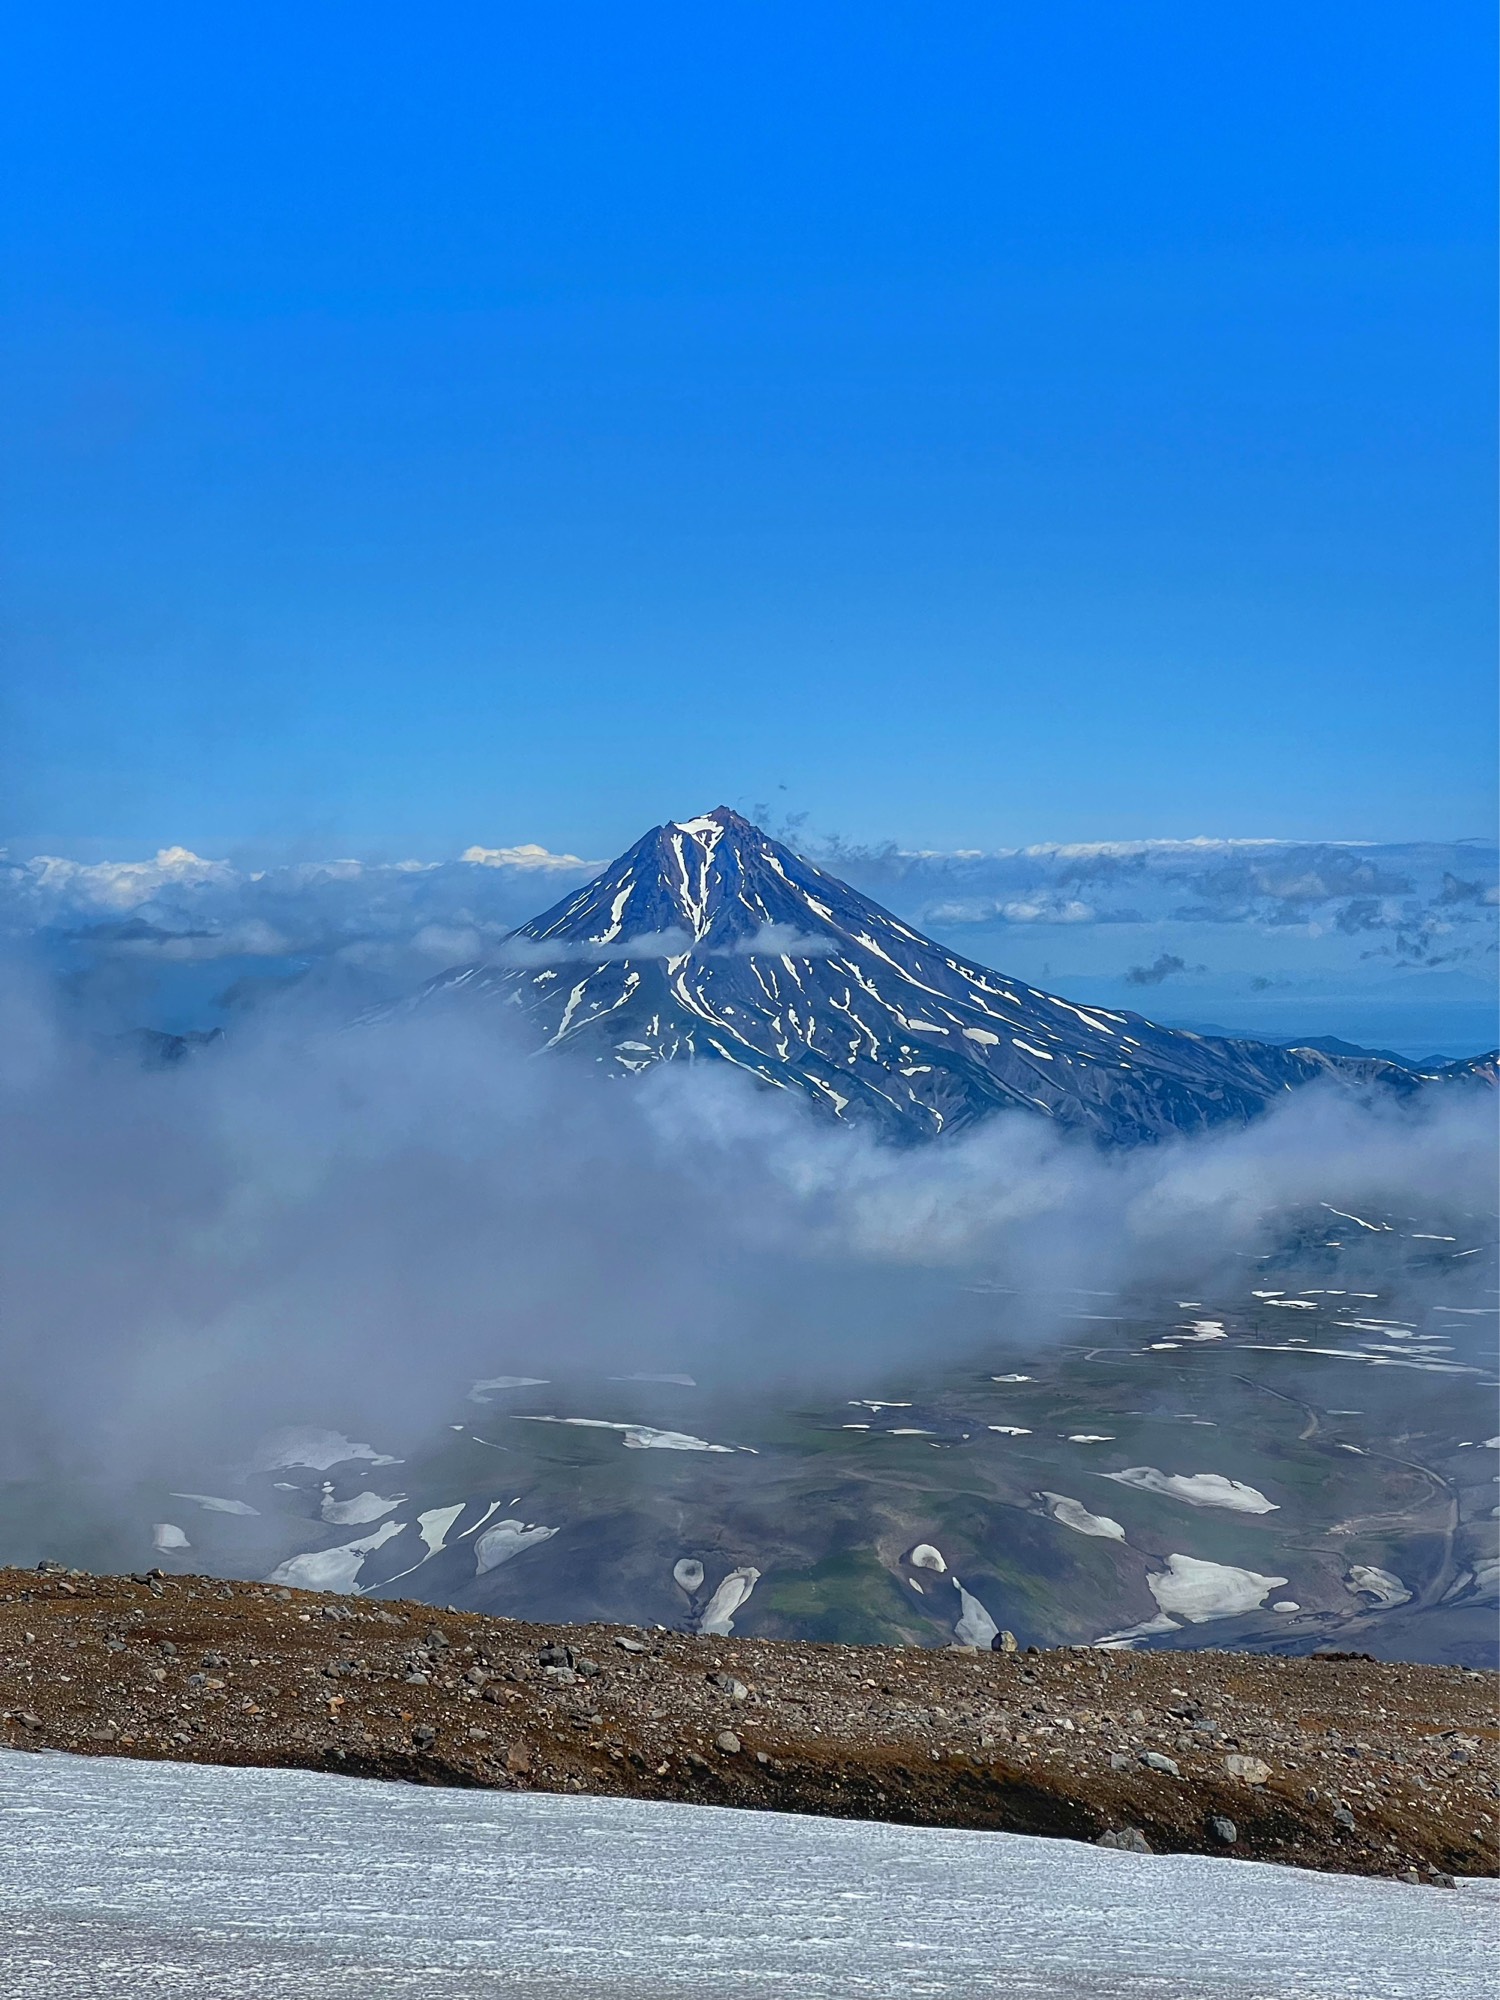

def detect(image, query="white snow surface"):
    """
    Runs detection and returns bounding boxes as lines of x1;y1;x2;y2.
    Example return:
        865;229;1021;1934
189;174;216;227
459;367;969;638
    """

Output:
696;1564;760;1636
951;1577;1000;1648
1039;1492;1126;1541
250;1427;402;1471
513;1416;741;1452
473;1519;558;1575
1102;1468;1279;1515
150;1523;189;1552
467;1376;549;1402
1345;1564;1413;1609
319;1488;403;1526
170;1493;260;1517
1147;1554;1289;1623
0;1751;1491;1999
263;1520;405;1594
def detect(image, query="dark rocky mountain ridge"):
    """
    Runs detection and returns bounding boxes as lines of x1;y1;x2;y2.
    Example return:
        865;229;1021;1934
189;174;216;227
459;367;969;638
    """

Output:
413;809;1492;1143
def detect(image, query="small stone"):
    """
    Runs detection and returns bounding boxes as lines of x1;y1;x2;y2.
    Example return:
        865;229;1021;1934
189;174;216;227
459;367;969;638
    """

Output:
574;1658;601;1680
1398;1869;1422;1885
410;1723;436;1751
708;1673;749;1702
1207;1816;1237;1845
1139;1751;1180;1778
1224;1754;1272;1785
404;1671;430;1685
990;1630;1018;1653
425;1630;451;1651
1333;1805;1356;1832
1109;1752;1130;1772
1096;1826;1152;1854
537;1643;574;1668
464;1666;490;1687
505;1744;531;1774
715;1730;742;1755
614;1636;647;1654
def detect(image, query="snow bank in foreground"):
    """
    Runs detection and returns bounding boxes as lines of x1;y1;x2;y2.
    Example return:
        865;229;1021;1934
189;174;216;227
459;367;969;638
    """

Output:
0;1751;1490;1999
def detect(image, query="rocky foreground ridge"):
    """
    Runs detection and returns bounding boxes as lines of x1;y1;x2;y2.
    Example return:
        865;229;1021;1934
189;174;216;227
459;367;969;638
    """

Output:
2;1566;1493;1883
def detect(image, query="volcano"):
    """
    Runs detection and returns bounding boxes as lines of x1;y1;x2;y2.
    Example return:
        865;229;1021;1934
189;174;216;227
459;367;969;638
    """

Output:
414;809;1483;1142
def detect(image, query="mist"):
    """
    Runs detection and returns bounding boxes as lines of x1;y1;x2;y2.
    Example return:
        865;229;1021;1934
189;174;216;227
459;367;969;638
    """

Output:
0;945;1493;1535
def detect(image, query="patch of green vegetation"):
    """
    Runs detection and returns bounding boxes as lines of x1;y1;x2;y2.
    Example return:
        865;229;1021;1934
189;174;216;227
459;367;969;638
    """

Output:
757;1548;926;1647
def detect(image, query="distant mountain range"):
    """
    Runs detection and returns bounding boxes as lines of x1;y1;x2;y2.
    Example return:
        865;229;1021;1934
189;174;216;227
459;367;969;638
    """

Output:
412;810;1495;1144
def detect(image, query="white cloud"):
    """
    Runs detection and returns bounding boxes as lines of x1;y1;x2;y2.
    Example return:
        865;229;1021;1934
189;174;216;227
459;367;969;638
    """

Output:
461;844;597;871
25;848;236;911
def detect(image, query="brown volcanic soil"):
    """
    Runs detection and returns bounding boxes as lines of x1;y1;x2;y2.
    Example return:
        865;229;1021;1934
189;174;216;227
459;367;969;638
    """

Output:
2;1566;1494;1883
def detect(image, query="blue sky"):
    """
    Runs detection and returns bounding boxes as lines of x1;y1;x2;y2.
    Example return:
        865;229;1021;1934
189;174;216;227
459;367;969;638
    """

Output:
2;4;1493;862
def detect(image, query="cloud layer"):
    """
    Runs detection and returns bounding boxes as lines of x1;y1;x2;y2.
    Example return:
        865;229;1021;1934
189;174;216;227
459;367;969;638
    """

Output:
0;950;1490;1534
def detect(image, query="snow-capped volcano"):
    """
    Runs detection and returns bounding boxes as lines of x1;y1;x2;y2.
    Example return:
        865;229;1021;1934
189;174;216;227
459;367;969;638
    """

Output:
417;809;1482;1142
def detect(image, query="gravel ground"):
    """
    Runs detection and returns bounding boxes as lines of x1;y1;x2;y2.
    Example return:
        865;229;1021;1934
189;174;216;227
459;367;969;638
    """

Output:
1;1566;1494;1882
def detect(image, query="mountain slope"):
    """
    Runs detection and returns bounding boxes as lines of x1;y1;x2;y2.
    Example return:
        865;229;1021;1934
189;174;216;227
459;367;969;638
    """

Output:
416;810;1485;1143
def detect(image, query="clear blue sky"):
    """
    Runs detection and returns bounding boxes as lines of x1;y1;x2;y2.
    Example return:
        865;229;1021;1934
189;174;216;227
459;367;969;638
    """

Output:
2;4;1493;862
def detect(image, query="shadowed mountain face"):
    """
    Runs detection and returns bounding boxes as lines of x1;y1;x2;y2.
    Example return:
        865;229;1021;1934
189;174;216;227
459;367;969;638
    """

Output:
418;810;1488;1143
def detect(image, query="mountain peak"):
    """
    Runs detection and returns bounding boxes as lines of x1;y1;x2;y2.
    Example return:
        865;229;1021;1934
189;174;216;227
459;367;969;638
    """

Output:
415;815;1480;1143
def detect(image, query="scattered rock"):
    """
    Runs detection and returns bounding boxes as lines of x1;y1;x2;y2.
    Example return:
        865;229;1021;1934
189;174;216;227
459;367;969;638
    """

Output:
504;1744;531;1775
1096;1826;1152;1853
1207;1816;1237;1845
990;1630;1018;1654
1138;1751;1180;1777
410;1723;436;1751
1224;1754;1272;1785
614;1637;647;1654
708;1673;749;1702
1333;1805;1356;1833
537;1643;573;1669
715;1730;742;1755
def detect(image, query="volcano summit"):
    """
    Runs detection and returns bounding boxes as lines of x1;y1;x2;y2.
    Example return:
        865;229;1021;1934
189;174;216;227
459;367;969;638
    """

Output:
416;809;1483;1143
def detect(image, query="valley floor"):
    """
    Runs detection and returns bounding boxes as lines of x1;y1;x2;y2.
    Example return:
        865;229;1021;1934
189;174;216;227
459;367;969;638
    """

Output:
1;1567;1494;1888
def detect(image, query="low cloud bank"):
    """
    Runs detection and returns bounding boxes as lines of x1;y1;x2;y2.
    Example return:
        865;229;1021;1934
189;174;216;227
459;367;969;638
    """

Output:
0;950;1491;1516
